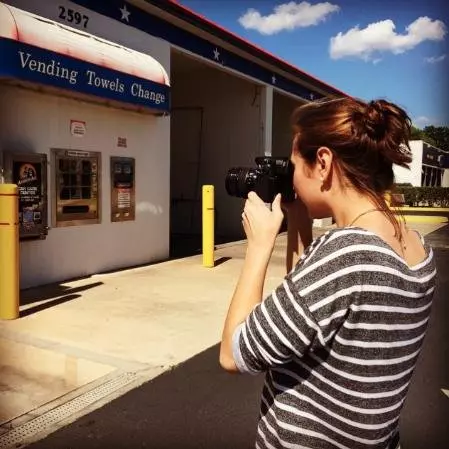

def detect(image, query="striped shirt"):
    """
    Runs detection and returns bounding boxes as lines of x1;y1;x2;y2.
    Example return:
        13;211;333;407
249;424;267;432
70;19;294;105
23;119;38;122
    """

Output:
232;227;436;449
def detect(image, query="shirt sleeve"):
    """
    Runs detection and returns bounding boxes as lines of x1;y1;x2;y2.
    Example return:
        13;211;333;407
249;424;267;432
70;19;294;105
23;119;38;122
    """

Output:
232;275;323;374
232;229;364;374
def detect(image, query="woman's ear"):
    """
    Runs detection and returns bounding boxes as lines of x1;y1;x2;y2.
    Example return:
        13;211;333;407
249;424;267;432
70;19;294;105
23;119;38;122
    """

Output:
316;147;333;182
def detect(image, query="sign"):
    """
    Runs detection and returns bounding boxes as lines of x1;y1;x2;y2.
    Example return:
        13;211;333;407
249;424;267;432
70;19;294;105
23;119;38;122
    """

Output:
70;120;86;137
0;38;170;113
110;156;135;222
5;153;49;240
117;137;127;148
70;0;327;101
67;150;91;158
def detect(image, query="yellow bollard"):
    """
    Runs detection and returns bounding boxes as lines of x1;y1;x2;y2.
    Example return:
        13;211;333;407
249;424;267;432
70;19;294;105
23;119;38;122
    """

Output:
202;185;215;267
0;184;20;320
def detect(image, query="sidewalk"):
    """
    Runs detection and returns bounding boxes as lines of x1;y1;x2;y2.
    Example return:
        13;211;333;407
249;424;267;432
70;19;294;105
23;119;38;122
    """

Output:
0;222;447;448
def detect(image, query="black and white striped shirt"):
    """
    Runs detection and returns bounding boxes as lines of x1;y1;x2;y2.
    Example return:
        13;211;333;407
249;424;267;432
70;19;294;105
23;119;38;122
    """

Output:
232;227;436;449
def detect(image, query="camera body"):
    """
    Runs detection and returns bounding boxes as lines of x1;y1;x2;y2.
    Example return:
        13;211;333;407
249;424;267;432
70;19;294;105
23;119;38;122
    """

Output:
225;156;295;203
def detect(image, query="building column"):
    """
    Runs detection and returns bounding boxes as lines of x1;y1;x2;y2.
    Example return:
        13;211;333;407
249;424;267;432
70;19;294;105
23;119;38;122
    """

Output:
260;85;273;156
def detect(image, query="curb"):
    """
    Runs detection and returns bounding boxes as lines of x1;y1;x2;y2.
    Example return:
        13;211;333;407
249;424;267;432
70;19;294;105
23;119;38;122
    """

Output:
0;366;165;449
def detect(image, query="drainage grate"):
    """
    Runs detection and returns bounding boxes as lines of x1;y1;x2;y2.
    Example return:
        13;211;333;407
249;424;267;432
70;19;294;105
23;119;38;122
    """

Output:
0;371;138;449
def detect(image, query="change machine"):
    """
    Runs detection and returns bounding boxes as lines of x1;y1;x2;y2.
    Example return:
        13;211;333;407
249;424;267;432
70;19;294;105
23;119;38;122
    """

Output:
110;156;135;222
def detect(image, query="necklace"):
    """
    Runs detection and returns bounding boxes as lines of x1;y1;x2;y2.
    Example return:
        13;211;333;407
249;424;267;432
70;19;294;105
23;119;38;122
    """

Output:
346;208;380;227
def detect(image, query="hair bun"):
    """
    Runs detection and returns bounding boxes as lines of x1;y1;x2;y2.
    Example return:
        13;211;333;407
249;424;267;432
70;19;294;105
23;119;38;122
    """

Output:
363;100;387;140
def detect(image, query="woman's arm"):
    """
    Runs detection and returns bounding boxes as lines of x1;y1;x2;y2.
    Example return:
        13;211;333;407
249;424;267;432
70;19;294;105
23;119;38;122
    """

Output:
219;245;272;372
219;194;314;373
219;193;284;372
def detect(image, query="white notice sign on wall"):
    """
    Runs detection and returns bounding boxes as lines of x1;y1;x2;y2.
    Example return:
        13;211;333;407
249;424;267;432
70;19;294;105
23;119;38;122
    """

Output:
70;120;86;137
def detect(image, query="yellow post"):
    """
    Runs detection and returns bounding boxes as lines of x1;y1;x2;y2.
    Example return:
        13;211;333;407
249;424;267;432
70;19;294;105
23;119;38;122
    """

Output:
0;184;20;320
202;185;215;267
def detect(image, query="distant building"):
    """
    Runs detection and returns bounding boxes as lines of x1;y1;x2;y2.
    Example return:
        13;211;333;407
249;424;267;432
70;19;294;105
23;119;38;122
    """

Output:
394;140;449;187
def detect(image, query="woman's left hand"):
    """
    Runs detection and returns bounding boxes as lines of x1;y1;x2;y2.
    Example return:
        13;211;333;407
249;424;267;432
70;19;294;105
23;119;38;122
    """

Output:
242;192;284;253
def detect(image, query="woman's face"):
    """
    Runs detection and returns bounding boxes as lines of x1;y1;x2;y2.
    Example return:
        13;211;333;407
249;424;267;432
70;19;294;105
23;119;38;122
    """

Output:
290;144;331;219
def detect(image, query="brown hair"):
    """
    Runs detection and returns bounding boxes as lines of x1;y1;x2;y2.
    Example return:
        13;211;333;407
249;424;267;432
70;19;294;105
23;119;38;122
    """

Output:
291;97;412;240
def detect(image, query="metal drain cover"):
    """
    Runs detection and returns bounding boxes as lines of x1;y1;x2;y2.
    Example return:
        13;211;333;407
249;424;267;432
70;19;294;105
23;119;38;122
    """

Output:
0;371;138;449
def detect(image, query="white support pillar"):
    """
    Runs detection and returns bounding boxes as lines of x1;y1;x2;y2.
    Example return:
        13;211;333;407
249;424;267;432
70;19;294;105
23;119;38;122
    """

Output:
260;85;273;156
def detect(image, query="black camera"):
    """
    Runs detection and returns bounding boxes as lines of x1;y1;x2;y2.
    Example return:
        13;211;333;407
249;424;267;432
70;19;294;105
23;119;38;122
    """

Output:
225;156;295;203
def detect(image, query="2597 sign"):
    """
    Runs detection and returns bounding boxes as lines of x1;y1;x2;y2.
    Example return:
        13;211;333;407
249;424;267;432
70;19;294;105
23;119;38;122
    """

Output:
58;6;89;28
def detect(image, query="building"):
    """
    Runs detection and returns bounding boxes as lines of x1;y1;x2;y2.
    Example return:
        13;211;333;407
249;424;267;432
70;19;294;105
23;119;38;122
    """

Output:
0;0;348;289
394;140;449;187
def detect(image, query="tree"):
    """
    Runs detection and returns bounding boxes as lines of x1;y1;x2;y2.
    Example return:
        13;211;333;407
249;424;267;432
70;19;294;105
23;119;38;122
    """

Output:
422;126;449;152
410;126;437;146
411;126;424;140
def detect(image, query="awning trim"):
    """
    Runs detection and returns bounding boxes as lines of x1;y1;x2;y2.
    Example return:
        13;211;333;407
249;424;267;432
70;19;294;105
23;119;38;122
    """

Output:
0;2;170;113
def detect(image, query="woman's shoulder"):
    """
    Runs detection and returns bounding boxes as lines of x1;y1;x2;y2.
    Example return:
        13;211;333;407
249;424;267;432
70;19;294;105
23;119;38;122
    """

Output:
296;227;410;269
304;226;383;258
291;227;375;273
295;225;435;276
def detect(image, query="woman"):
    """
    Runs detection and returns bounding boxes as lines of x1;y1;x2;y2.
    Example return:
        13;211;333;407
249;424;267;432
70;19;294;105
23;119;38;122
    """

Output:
219;97;437;449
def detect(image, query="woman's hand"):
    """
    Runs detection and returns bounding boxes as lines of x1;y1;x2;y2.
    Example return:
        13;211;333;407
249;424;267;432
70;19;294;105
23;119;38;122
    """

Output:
242;191;284;253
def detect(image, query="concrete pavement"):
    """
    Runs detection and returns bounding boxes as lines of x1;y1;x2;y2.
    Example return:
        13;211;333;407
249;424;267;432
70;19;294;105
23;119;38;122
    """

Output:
0;222;447;448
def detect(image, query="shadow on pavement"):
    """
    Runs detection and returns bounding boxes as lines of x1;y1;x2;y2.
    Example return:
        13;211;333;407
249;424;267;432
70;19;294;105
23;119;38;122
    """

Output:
423;224;449;249
19;294;82;318
27;345;264;449
18;281;104;317
399;248;449;449
20;281;104;307
25;250;449;449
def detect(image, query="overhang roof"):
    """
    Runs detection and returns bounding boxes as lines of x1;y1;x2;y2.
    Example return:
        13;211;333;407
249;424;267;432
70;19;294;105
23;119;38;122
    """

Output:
0;2;170;87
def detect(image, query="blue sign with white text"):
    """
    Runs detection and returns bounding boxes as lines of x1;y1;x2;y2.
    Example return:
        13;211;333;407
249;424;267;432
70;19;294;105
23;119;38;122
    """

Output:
0;37;170;113
71;0;325;102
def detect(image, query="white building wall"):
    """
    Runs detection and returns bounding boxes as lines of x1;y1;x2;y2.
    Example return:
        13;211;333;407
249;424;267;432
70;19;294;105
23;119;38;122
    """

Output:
442;171;449;187
171;64;262;237
0;85;170;288
0;0;172;288
393;141;423;186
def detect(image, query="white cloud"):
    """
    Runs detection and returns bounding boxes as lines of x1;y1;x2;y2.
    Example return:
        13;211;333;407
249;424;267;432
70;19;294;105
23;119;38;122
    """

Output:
413;116;445;127
238;1;340;35
330;16;447;61
413;116;433;127
425;54;446;63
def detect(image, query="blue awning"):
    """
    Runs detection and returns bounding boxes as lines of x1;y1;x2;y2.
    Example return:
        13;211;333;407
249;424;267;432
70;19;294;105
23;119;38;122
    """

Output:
0;3;170;113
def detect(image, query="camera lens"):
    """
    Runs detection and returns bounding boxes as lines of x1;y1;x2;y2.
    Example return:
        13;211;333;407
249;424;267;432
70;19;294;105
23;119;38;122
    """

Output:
225;167;258;199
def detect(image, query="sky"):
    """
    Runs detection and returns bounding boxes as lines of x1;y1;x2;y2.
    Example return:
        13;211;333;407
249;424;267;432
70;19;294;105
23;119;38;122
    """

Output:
176;0;449;128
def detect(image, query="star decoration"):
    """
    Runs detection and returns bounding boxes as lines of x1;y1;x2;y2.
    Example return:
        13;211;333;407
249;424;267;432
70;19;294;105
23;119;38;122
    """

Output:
213;48;220;61
120;4;130;22
271;75;277;84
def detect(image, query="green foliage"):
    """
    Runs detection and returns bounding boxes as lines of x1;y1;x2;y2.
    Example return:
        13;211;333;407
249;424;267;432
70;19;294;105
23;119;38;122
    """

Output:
410;126;424;140
393;185;449;207
412;125;449;150
422;126;449;151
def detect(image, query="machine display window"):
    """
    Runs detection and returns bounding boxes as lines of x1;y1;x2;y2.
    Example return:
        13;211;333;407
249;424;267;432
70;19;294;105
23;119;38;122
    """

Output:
52;149;101;226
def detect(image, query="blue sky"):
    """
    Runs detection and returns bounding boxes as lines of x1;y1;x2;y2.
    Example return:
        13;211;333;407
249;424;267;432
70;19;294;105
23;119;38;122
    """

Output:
177;0;449;127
